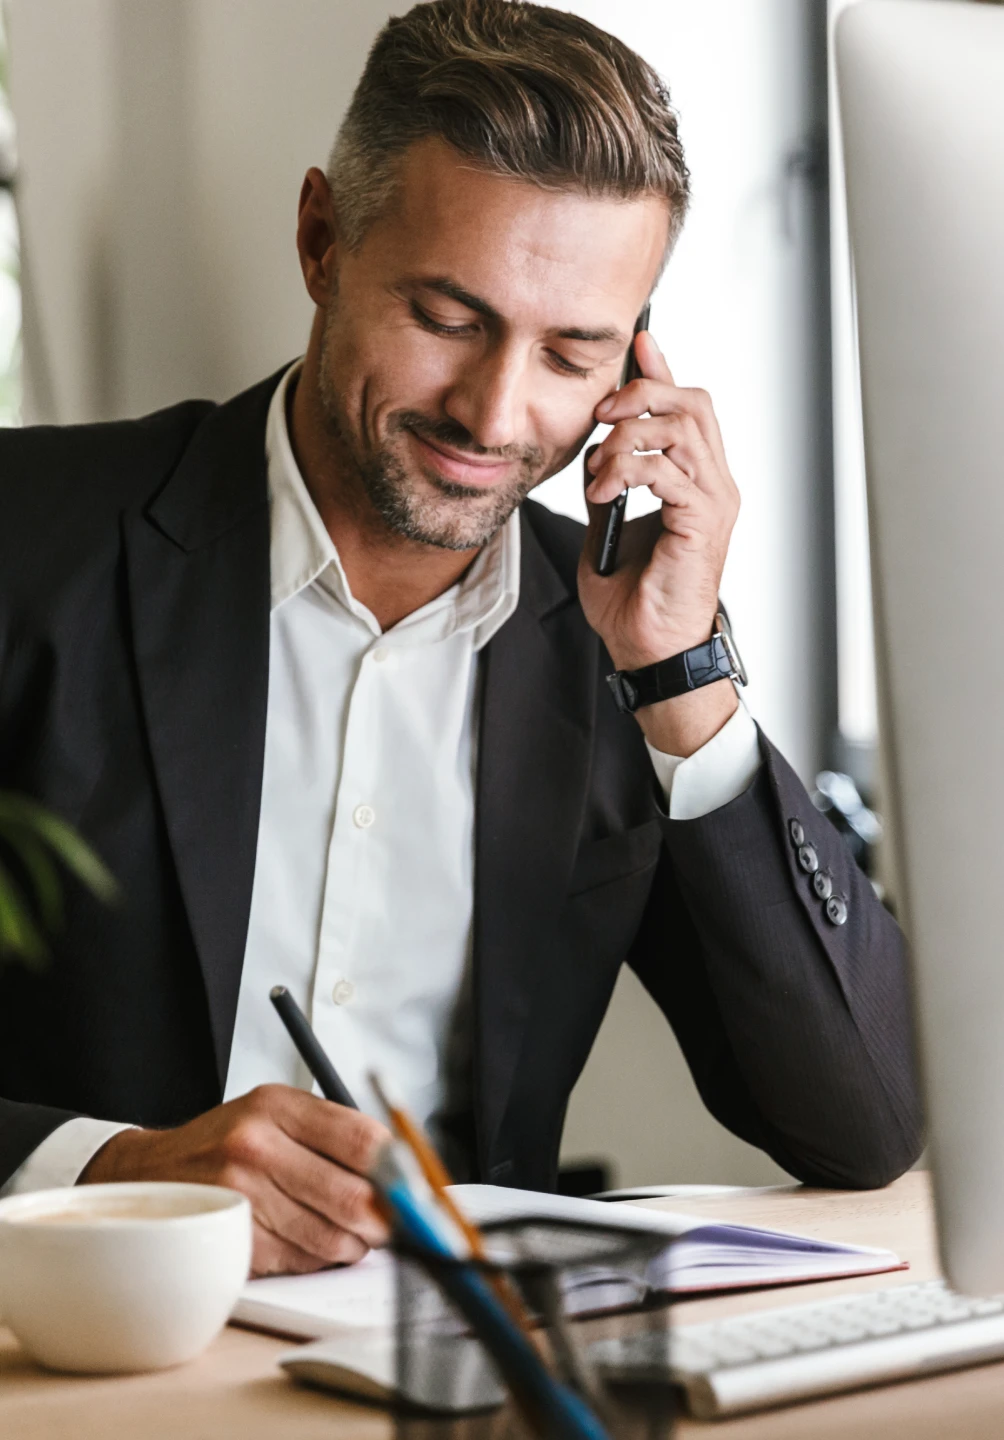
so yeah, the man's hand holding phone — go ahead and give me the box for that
[578,328,742,758]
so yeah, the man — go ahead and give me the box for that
[0,0,920,1275]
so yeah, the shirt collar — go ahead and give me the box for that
[266,362,520,649]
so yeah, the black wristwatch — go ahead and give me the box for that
[606,609,748,715]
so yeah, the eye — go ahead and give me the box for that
[410,302,478,337]
[548,351,593,379]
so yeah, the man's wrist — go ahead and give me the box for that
[78,1126,155,1185]
[607,623,716,675]
[648,700,761,818]
[634,677,739,758]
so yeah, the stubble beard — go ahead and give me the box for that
[317,315,546,552]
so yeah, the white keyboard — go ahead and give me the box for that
[590,1280,1004,1419]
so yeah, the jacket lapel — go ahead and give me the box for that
[473,510,597,1173]
[123,374,279,1089]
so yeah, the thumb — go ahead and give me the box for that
[635,329,674,387]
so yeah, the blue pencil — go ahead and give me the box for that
[376,1152,611,1440]
[264,988,608,1439]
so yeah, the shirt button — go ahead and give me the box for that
[331,979,355,1005]
[371,647,390,664]
[353,803,376,829]
[797,843,819,875]
[789,819,805,847]
[813,869,834,901]
[825,896,849,927]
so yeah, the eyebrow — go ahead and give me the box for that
[409,276,628,346]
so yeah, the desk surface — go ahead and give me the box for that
[4,1171,1004,1439]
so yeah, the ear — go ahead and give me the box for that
[296,167,341,308]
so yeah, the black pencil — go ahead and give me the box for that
[269,985,358,1109]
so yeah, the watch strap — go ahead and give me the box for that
[606,631,741,715]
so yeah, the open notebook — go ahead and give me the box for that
[234,1183,905,1341]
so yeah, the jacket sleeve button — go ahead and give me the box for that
[813,869,834,900]
[797,843,819,874]
[789,818,805,847]
[825,896,849,926]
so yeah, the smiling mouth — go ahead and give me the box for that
[406,429,517,489]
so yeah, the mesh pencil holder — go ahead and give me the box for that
[392,1214,679,1439]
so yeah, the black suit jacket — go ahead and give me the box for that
[0,371,922,1191]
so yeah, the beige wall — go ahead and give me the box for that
[561,968,790,1187]
[9,0,381,420]
[9,0,818,1189]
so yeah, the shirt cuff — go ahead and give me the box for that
[0,1117,136,1198]
[647,700,762,820]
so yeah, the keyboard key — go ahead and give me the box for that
[591,1280,1004,1421]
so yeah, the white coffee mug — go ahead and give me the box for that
[0,1182,252,1372]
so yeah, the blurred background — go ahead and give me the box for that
[0,0,910,1189]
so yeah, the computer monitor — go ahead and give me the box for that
[836,0,1004,1295]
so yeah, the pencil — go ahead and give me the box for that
[369,1072,485,1256]
[368,1072,539,1338]
[372,1143,610,1440]
[269,985,358,1109]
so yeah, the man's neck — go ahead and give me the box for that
[287,361,483,632]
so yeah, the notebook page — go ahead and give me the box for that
[235,1248,395,1337]
[234,1184,904,1336]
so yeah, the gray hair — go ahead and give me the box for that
[326,0,690,260]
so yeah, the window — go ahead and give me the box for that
[828,0,878,781]
[0,8,20,428]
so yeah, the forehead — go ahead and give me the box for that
[359,137,669,325]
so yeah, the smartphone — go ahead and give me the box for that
[596,303,652,577]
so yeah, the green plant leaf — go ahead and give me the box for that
[5,830,64,932]
[0,795,120,906]
[0,860,49,969]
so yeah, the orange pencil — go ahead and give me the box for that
[369,1072,532,1330]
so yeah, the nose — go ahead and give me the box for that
[443,343,530,453]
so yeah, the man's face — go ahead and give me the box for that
[315,138,669,551]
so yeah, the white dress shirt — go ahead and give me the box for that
[1,363,761,1196]
[225,364,521,1137]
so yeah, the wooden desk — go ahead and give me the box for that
[3,1171,1004,1439]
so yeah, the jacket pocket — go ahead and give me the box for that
[567,817,662,896]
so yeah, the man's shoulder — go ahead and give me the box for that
[0,398,216,514]
[521,497,586,594]
[0,397,223,616]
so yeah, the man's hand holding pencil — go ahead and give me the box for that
[79,1083,392,1275]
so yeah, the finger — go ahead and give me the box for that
[602,377,734,492]
[252,1170,372,1266]
[596,375,732,480]
[217,1111,388,1251]
[586,451,699,507]
[587,415,703,473]
[251,1219,356,1278]
[267,1127,390,1247]
[676,384,731,478]
[592,326,671,426]
[224,1088,390,1245]
[266,1189,373,1266]
[271,1086,391,1178]
[634,328,675,387]
[597,377,702,426]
